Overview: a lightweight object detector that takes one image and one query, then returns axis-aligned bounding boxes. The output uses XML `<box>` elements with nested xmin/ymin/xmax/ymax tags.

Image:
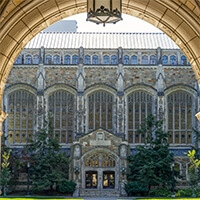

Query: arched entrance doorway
<box><xmin>71</xmin><ymin>129</ymin><xmax>128</xmax><ymax>197</ymax></box>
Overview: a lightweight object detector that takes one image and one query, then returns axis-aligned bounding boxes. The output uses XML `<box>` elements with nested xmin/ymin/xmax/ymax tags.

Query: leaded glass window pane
<box><xmin>180</xmin><ymin>55</ymin><xmax>187</xmax><ymax>65</ymax></box>
<box><xmin>64</xmin><ymin>55</ymin><xmax>71</xmax><ymax>64</ymax></box>
<box><xmin>45</xmin><ymin>55</ymin><xmax>52</xmax><ymax>64</ymax></box>
<box><xmin>84</xmin><ymin>55</ymin><xmax>91</xmax><ymax>64</ymax></box>
<box><xmin>48</xmin><ymin>90</ymin><xmax>75</xmax><ymax>143</ymax></box>
<box><xmin>131</xmin><ymin>55</ymin><xmax>138</xmax><ymax>64</ymax></box>
<box><xmin>123</xmin><ymin>55</ymin><xmax>129</xmax><ymax>65</ymax></box>
<box><xmin>167</xmin><ymin>91</ymin><xmax>193</xmax><ymax>144</ymax></box>
<box><xmin>33</xmin><ymin>54</ymin><xmax>39</xmax><ymax>64</ymax></box>
<box><xmin>72</xmin><ymin>55</ymin><xmax>78</xmax><ymax>64</ymax></box>
<box><xmin>141</xmin><ymin>55</ymin><xmax>148</xmax><ymax>64</ymax></box>
<box><xmin>111</xmin><ymin>55</ymin><xmax>117</xmax><ymax>64</ymax></box>
<box><xmin>53</xmin><ymin>55</ymin><xmax>60</xmax><ymax>64</ymax></box>
<box><xmin>170</xmin><ymin>55</ymin><xmax>177</xmax><ymax>65</ymax></box>
<box><xmin>25</xmin><ymin>55</ymin><xmax>32</xmax><ymax>64</ymax></box>
<box><xmin>88</xmin><ymin>91</ymin><xmax>113</xmax><ymax>132</ymax></box>
<box><xmin>7</xmin><ymin>90</ymin><xmax>36</xmax><ymax>144</ymax></box>
<box><xmin>103</xmin><ymin>55</ymin><xmax>110</xmax><ymax>64</ymax></box>
<box><xmin>162</xmin><ymin>55</ymin><xmax>168</xmax><ymax>65</ymax></box>
<box><xmin>150</xmin><ymin>55</ymin><xmax>156</xmax><ymax>64</ymax></box>
<box><xmin>92</xmin><ymin>55</ymin><xmax>99</xmax><ymax>64</ymax></box>
<box><xmin>127</xmin><ymin>91</ymin><xmax>153</xmax><ymax>143</ymax></box>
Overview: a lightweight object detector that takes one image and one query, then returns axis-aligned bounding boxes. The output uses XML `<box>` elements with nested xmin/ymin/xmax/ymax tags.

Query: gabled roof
<box><xmin>25</xmin><ymin>32</ymin><xmax>179</xmax><ymax>49</ymax></box>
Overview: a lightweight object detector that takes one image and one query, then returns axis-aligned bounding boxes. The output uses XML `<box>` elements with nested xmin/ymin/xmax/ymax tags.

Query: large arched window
<box><xmin>131</xmin><ymin>55</ymin><xmax>138</xmax><ymax>64</ymax></box>
<box><xmin>33</xmin><ymin>54</ymin><xmax>39</xmax><ymax>64</ymax></box>
<box><xmin>162</xmin><ymin>55</ymin><xmax>168</xmax><ymax>65</ymax></box>
<box><xmin>92</xmin><ymin>55</ymin><xmax>98</xmax><ymax>64</ymax></box>
<box><xmin>127</xmin><ymin>91</ymin><xmax>153</xmax><ymax>143</ymax></box>
<box><xmin>72</xmin><ymin>55</ymin><xmax>79</xmax><ymax>64</ymax></box>
<box><xmin>48</xmin><ymin>90</ymin><xmax>75</xmax><ymax>143</ymax></box>
<box><xmin>64</xmin><ymin>55</ymin><xmax>71</xmax><ymax>64</ymax></box>
<box><xmin>141</xmin><ymin>55</ymin><xmax>148</xmax><ymax>64</ymax></box>
<box><xmin>25</xmin><ymin>54</ymin><xmax>32</xmax><ymax>64</ymax></box>
<box><xmin>53</xmin><ymin>55</ymin><xmax>60</xmax><ymax>64</ymax></box>
<box><xmin>123</xmin><ymin>55</ymin><xmax>129</xmax><ymax>65</ymax></box>
<box><xmin>7</xmin><ymin>90</ymin><xmax>36</xmax><ymax>144</ymax></box>
<box><xmin>111</xmin><ymin>55</ymin><xmax>117</xmax><ymax>64</ymax></box>
<box><xmin>167</xmin><ymin>91</ymin><xmax>193</xmax><ymax>144</ymax></box>
<box><xmin>45</xmin><ymin>55</ymin><xmax>52</xmax><ymax>64</ymax></box>
<box><xmin>103</xmin><ymin>55</ymin><xmax>110</xmax><ymax>64</ymax></box>
<box><xmin>150</xmin><ymin>55</ymin><xmax>157</xmax><ymax>64</ymax></box>
<box><xmin>88</xmin><ymin>91</ymin><xmax>114</xmax><ymax>132</ymax></box>
<box><xmin>170</xmin><ymin>55</ymin><xmax>177</xmax><ymax>65</ymax></box>
<box><xmin>84</xmin><ymin>55</ymin><xmax>91</xmax><ymax>64</ymax></box>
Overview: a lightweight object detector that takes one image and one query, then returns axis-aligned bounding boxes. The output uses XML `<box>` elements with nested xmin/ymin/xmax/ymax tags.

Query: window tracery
<box><xmin>33</xmin><ymin>54</ymin><xmax>39</xmax><ymax>64</ymax></box>
<box><xmin>85</xmin><ymin>153</ymin><xmax>116</xmax><ymax>168</ymax></box>
<box><xmin>92</xmin><ymin>55</ymin><xmax>99</xmax><ymax>64</ymax></box>
<box><xmin>180</xmin><ymin>55</ymin><xmax>187</xmax><ymax>65</ymax></box>
<box><xmin>123</xmin><ymin>55</ymin><xmax>129</xmax><ymax>65</ymax></box>
<box><xmin>48</xmin><ymin>90</ymin><xmax>75</xmax><ymax>143</ymax></box>
<box><xmin>162</xmin><ymin>55</ymin><xmax>168</xmax><ymax>65</ymax></box>
<box><xmin>170</xmin><ymin>55</ymin><xmax>177</xmax><ymax>65</ymax></box>
<box><xmin>53</xmin><ymin>55</ymin><xmax>60</xmax><ymax>64</ymax></box>
<box><xmin>167</xmin><ymin>91</ymin><xmax>193</xmax><ymax>144</ymax></box>
<box><xmin>72</xmin><ymin>55</ymin><xmax>78</xmax><ymax>64</ymax></box>
<box><xmin>25</xmin><ymin>54</ymin><xmax>32</xmax><ymax>64</ymax></box>
<box><xmin>111</xmin><ymin>55</ymin><xmax>117</xmax><ymax>64</ymax></box>
<box><xmin>141</xmin><ymin>55</ymin><xmax>148</xmax><ymax>64</ymax></box>
<box><xmin>45</xmin><ymin>54</ymin><xmax>52</xmax><ymax>64</ymax></box>
<box><xmin>64</xmin><ymin>55</ymin><xmax>70</xmax><ymax>64</ymax></box>
<box><xmin>84</xmin><ymin>55</ymin><xmax>91</xmax><ymax>64</ymax></box>
<box><xmin>150</xmin><ymin>55</ymin><xmax>156</xmax><ymax>64</ymax></box>
<box><xmin>127</xmin><ymin>91</ymin><xmax>153</xmax><ymax>143</ymax></box>
<box><xmin>7</xmin><ymin>90</ymin><xmax>36</xmax><ymax>144</ymax></box>
<box><xmin>103</xmin><ymin>55</ymin><xmax>110</xmax><ymax>64</ymax></box>
<box><xmin>88</xmin><ymin>91</ymin><xmax>114</xmax><ymax>132</ymax></box>
<box><xmin>131</xmin><ymin>55</ymin><xmax>137</xmax><ymax>64</ymax></box>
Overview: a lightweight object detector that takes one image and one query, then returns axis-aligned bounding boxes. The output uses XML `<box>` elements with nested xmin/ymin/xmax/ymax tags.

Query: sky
<box><xmin>66</xmin><ymin>13</ymin><xmax>163</xmax><ymax>33</ymax></box>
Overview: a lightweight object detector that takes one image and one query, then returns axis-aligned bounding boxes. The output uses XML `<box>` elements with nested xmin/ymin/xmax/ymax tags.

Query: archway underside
<box><xmin>0</xmin><ymin>0</ymin><xmax>199</xmax><ymax>109</ymax></box>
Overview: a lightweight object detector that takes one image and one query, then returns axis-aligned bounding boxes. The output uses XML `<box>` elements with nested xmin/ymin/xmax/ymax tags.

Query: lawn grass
<box><xmin>0</xmin><ymin>198</ymin><xmax>83</xmax><ymax>200</ymax></box>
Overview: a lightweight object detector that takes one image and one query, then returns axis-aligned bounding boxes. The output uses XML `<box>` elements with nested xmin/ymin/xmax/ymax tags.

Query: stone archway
<box><xmin>0</xmin><ymin>0</ymin><xmax>199</xmax><ymax>129</ymax></box>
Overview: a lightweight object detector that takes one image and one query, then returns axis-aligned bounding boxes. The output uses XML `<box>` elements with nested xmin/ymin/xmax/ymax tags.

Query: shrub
<box><xmin>57</xmin><ymin>180</ymin><xmax>76</xmax><ymax>194</ymax></box>
<box><xmin>125</xmin><ymin>181</ymin><xmax>148</xmax><ymax>196</ymax></box>
<box><xmin>175</xmin><ymin>189</ymin><xmax>193</xmax><ymax>197</ymax></box>
<box><xmin>149</xmin><ymin>188</ymin><xmax>171</xmax><ymax>197</ymax></box>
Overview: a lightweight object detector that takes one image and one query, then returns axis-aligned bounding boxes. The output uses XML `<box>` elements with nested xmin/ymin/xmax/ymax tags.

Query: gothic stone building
<box><xmin>3</xmin><ymin>31</ymin><xmax>199</xmax><ymax>196</ymax></box>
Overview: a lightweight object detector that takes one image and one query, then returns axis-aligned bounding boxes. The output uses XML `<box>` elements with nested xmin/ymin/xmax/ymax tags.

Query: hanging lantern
<box><xmin>87</xmin><ymin>0</ymin><xmax>122</xmax><ymax>26</ymax></box>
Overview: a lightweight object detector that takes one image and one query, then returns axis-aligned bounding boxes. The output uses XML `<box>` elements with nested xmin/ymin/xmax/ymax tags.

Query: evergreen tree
<box><xmin>126</xmin><ymin>114</ymin><xmax>174</xmax><ymax>196</ymax></box>
<box><xmin>25</xmin><ymin>118</ymin><xmax>72</xmax><ymax>193</ymax></box>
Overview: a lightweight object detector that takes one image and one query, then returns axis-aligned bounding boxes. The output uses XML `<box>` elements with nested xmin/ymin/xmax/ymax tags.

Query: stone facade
<box><xmin>3</xmin><ymin>43</ymin><xmax>199</xmax><ymax>196</ymax></box>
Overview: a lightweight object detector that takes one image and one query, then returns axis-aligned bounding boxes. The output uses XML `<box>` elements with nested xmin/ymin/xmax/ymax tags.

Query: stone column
<box><xmin>116</xmin><ymin>48</ymin><xmax>125</xmax><ymax>138</ymax></box>
<box><xmin>36</xmin><ymin>47</ymin><xmax>45</xmax><ymax>130</ymax></box>
<box><xmin>156</xmin><ymin>64</ymin><xmax>165</xmax><ymax>121</ymax></box>
<box><xmin>76</xmin><ymin>47</ymin><xmax>85</xmax><ymax>137</ymax></box>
